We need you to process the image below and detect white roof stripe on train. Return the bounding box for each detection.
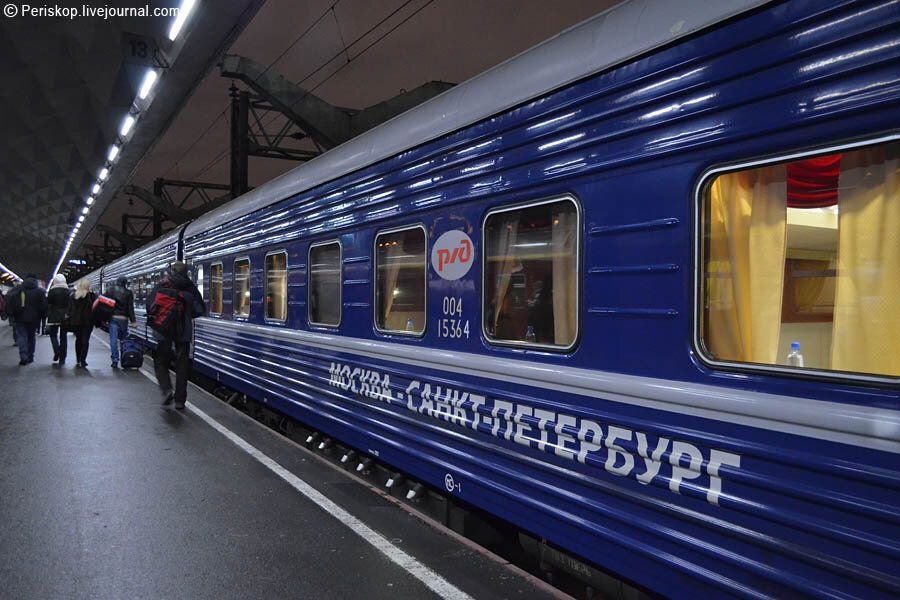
[185,0,768,238]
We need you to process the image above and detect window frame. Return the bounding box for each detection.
[308,240,342,328]
[480,194,582,352]
[693,133,900,385]
[209,262,224,316]
[263,250,289,324]
[373,223,428,337]
[232,256,252,320]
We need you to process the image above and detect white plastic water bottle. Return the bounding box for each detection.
[405,318,415,332]
[525,324,536,343]
[787,341,804,367]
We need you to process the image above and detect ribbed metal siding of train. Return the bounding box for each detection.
[181,2,900,597]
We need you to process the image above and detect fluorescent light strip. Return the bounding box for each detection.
[120,114,135,136]
[138,69,158,100]
[92,183,101,195]
[168,0,197,41]
[108,145,120,161]
[98,167,109,181]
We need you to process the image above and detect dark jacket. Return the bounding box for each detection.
[107,278,136,322]
[146,270,206,343]
[68,291,96,328]
[47,287,70,324]
[10,277,48,325]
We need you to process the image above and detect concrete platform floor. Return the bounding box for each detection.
[0,324,565,599]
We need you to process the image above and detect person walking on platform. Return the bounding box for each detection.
[6,274,47,365]
[106,276,136,369]
[5,283,20,347]
[69,279,95,368]
[147,262,206,409]
[46,274,70,364]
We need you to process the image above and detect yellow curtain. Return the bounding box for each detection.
[706,166,787,363]
[831,146,900,376]
[551,207,577,346]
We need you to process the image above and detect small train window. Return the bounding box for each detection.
[265,251,288,322]
[699,138,899,378]
[195,264,204,302]
[375,226,426,335]
[483,197,579,350]
[210,263,223,315]
[308,241,341,327]
[233,258,251,318]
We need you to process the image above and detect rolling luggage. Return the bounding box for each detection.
[120,338,143,369]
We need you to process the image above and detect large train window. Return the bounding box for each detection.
[265,251,288,323]
[209,263,223,315]
[374,225,426,335]
[483,197,579,350]
[699,138,899,379]
[233,258,251,318]
[308,241,341,327]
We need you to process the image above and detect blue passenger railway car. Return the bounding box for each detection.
[89,0,900,596]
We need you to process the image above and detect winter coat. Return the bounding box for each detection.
[9,277,48,325]
[107,279,136,322]
[47,287,70,325]
[68,291,96,328]
[146,270,206,343]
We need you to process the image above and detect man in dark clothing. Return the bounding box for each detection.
[147,262,206,409]
[106,276,136,369]
[8,274,48,365]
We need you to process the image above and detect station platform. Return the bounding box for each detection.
[0,324,565,599]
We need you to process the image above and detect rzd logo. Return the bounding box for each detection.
[431,229,474,281]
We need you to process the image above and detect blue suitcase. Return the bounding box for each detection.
[121,338,144,369]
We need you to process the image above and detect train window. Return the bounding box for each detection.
[233,258,251,318]
[700,138,899,379]
[308,241,341,327]
[483,197,579,350]
[195,264,204,302]
[374,226,426,335]
[265,251,288,322]
[210,263,223,315]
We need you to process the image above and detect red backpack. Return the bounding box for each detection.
[147,284,185,338]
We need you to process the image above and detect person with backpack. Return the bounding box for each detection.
[147,262,206,409]
[7,274,48,365]
[106,276,136,369]
[46,274,70,364]
[69,279,96,368]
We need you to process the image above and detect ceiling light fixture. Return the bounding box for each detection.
[98,167,109,181]
[168,0,197,41]
[120,114,135,137]
[86,196,94,206]
[108,145,120,161]
[92,183,101,195]
[138,69,158,100]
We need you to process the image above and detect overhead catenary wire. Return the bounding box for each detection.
[160,1,342,180]
[190,0,438,182]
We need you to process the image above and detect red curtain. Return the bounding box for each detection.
[787,154,841,208]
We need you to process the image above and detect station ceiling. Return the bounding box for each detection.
[0,0,610,282]
[0,0,264,279]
